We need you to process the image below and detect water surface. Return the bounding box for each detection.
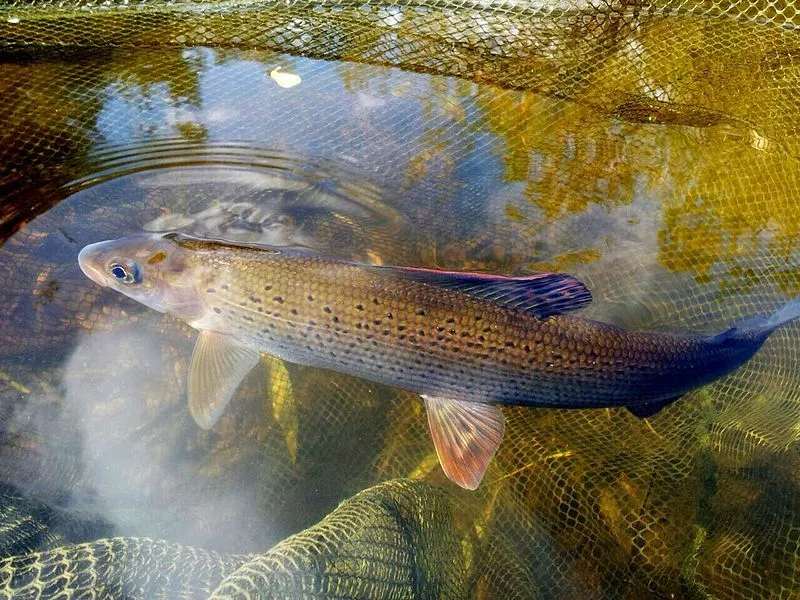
[1,13,800,597]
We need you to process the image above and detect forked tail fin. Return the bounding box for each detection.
[628,297,800,421]
[714,296,800,342]
[763,297,800,330]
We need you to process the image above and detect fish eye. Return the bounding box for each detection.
[109,262,141,285]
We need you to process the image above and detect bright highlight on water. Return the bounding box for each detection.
[78,232,800,489]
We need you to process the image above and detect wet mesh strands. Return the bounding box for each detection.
[0,480,458,599]
[0,0,799,599]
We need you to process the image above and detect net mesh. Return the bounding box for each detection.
[0,0,800,598]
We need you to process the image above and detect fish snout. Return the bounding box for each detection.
[78,242,110,287]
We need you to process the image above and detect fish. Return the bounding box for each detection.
[77,232,800,489]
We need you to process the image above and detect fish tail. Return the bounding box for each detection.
[714,296,800,342]
[764,296,800,330]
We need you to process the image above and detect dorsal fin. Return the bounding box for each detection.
[371,265,591,318]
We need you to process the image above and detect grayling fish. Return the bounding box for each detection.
[78,233,800,489]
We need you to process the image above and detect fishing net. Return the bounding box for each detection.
[0,0,800,598]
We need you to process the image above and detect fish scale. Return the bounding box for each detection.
[78,233,800,489]
[194,245,756,408]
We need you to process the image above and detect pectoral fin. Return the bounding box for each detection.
[188,331,260,429]
[423,395,505,490]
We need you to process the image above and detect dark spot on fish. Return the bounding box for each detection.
[273,296,284,304]
[356,323,363,329]
[386,312,393,319]
[382,329,390,335]
[264,285,272,291]
[243,315,254,322]
[505,341,515,348]
[257,307,263,312]
[249,296,262,304]
[399,334,406,340]
[213,307,221,314]
[483,326,491,333]
[475,315,482,321]
[446,317,455,324]
[436,326,444,332]
[307,295,314,301]
[372,298,379,305]
[448,329,456,335]
[290,308,298,315]
[415,308,426,316]
[373,319,382,326]
[147,251,167,265]
[221,284,229,290]
[418,329,425,336]
[461,331,470,338]
[206,288,216,294]
[356,304,364,311]
[332,315,339,323]
[324,306,332,313]
[524,344,531,352]
[397,325,406,331]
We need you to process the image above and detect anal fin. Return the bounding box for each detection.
[188,331,261,429]
[626,396,682,419]
[423,395,505,490]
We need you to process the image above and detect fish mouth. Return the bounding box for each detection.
[78,242,110,287]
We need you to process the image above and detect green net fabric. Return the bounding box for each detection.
[0,480,457,599]
[0,0,800,598]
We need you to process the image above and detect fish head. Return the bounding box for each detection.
[78,233,205,320]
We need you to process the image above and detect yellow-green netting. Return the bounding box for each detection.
[0,0,799,598]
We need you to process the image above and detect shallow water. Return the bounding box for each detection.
[1,8,800,599]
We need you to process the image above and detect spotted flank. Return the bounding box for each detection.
[79,233,800,489]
